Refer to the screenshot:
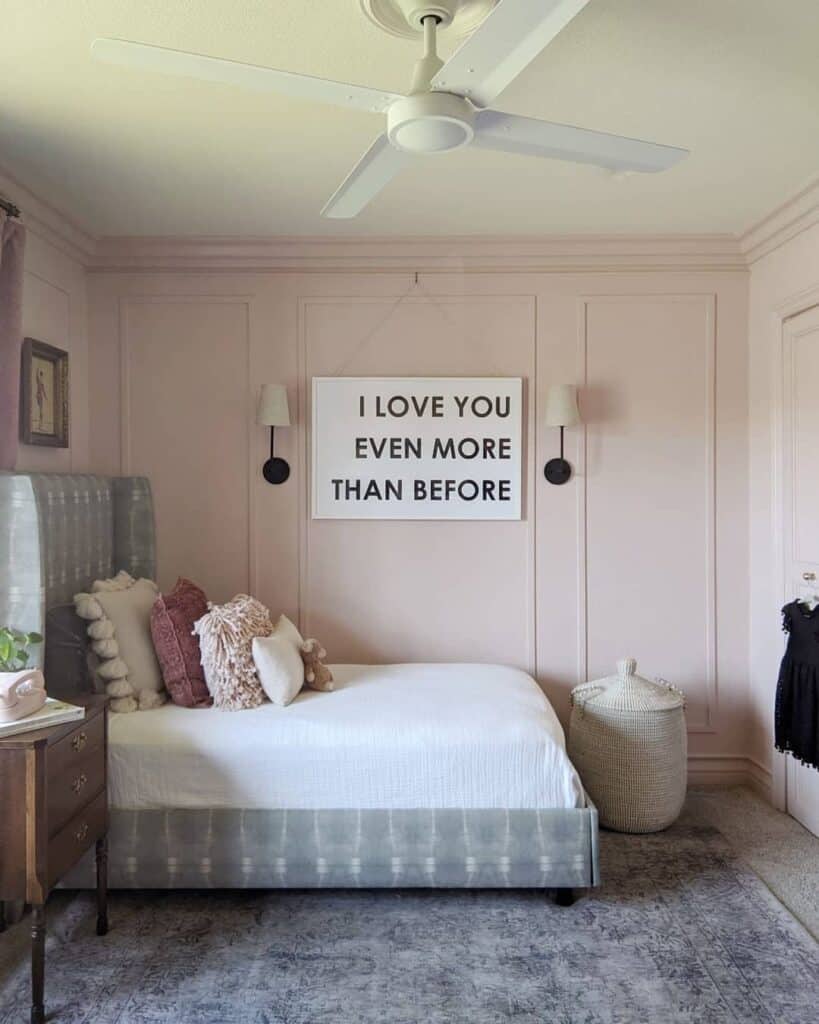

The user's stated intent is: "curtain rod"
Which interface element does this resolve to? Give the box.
[0,196,21,218]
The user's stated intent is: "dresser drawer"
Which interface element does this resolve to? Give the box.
[48,712,105,780]
[47,741,105,838]
[48,791,107,890]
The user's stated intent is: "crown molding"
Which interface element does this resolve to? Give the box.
[740,176,819,265]
[2,155,815,273]
[89,232,747,273]
[0,164,97,265]
[1,154,810,274]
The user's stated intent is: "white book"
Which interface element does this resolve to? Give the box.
[0,698,86,739]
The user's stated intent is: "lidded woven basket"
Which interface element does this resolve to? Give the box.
[568,657,687,834]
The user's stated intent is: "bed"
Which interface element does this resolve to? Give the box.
[0,472,599,892]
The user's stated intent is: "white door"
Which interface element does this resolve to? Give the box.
[782,304,819,836]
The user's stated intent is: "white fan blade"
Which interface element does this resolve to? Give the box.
[473,110,688,173]
[431,0,591,108]
[91,38,400,114]
[321,135,411,218]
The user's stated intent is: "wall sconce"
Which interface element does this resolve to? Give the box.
[544,384,581,485]
[257,384,291,485]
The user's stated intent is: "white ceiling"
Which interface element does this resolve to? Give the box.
[1,0,818,238]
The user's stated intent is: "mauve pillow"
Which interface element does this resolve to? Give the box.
[150,578,212,708]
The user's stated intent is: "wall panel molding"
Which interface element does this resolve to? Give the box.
[577,294,717,733]
[119,294,255,595]
[88,268,748,760]
[297,293,537,669]
[18,270,74,472]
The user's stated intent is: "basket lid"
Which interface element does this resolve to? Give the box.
[571,657,685,711]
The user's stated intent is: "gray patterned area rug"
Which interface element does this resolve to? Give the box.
[1,819,818,1024]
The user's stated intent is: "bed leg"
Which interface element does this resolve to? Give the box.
[553,888,575,907]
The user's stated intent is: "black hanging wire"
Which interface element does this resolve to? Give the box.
[0,196,21,218]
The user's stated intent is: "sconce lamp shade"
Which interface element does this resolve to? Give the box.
[257,384,291,427]
[544,384,581,427]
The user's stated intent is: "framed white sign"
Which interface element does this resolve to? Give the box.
[312,377,522,520]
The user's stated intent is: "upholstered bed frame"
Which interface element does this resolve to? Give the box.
[0,472,599,891]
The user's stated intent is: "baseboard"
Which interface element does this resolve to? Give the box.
[687,754,773,803]
[746,757,774,804]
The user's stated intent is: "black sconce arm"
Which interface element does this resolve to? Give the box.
[262,426,290,485]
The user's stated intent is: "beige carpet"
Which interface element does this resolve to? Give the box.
[686,784,819,939]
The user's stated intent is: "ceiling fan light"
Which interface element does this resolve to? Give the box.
[391,116,472,153]
[387,92,474,153]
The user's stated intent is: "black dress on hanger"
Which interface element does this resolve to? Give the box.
[776,600,819,771]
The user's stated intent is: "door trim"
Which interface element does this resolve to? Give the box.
[771,286,819,810]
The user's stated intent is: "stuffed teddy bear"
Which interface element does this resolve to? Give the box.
[300,638,334,692]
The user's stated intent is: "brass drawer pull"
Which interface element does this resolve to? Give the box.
[71,773,88,794]
[802,571,817,582]
[71,732,87,753]
[74,823,89,843]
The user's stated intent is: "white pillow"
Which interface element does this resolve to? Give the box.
[275,613,304,653]
[252,634,304,707]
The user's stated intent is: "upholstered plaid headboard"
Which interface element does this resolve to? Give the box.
[0,473,155,673]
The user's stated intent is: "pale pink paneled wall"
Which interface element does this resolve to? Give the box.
[302,295,536,668]
[87,261,749,767]
[15,230,89,472]
[747,220,819,803]
[122,298,254,601]
[583,296,716,730]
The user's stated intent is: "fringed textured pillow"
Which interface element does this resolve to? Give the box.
[193,595,273,710]
[74,570,165,713]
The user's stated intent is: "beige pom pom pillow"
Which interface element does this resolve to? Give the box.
[74,571,165,713]
[193,595,273,710]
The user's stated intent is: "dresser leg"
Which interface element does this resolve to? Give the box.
[96,835,109,936]
[31,903,45,1024]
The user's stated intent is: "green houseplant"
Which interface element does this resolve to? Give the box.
[0,628,43,672]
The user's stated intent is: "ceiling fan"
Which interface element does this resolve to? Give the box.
[91,0,688,219]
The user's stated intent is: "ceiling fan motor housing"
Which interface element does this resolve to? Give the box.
[387,91,475,153]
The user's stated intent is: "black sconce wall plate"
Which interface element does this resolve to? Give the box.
[263,456,290,485]
[544,457,572,485]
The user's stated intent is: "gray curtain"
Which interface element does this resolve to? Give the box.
[0,211,26,470]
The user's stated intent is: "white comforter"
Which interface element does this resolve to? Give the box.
[108,663,585,811]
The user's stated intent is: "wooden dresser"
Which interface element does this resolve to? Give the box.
[0,695,109,1024]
